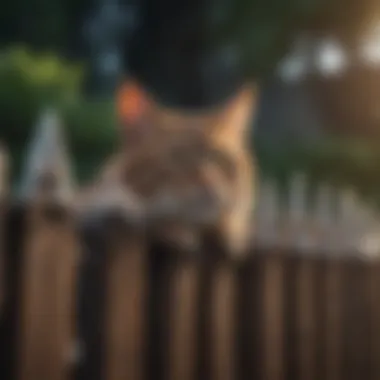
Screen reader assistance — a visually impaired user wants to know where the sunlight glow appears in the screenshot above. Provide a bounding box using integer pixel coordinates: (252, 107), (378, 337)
(359, 24), (380, 66)
(277, 36), (309, 82)
(315, 38), (347, 77)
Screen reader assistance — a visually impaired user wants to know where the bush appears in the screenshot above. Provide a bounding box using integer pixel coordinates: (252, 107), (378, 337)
(0, 46), (84, 145)
(61, 99), (118, 182)
(0, 46), (119, 183)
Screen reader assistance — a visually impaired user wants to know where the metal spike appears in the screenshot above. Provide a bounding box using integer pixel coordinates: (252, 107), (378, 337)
(18, 107), (74, 203)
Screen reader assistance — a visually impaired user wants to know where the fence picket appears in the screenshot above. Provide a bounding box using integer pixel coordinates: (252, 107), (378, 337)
(323, 258), (343, 380)
(0, 144), (9, 314)
(209, 262), (237, 380)
(167, 258), (199, 380)
(17, 107), (78, 380)
(262, 254), (285, 380)
(295, 257), (316, 380)
(104, 226), (146, 380)
(18, 203), (78, 380)
(369, 260), (380, 380)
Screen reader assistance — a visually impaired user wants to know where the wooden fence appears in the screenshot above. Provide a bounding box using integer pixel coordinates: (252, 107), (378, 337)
(1, 109), (380, 380)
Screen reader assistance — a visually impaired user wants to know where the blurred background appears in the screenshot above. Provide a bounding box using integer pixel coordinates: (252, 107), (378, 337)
(1, 0), (380, 204)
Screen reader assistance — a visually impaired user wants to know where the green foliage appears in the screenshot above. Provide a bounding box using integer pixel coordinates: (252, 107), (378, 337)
(0, 46), (84, 143)
(0, 47), (118, 183)
(61, 99), (118, 182)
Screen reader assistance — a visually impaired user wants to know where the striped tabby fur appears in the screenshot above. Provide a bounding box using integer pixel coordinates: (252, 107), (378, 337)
(78, 83), (257, 258)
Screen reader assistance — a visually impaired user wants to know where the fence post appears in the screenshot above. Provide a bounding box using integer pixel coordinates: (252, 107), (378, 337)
(166, 255), (199, 380)
(369, 256), (380, 379)
(335, 189), (360, 254)
(208, 259), (237, 380)
(314, 183), (334, 253)
(295, 255), (316, 380)
(255, 178), (280, 248)
(104, 219), (147, 380)
(17, 108), (78, 380)
(287, 173), (311, 250)
(261, 253), (285, 380)
(0, 144), (9, 315)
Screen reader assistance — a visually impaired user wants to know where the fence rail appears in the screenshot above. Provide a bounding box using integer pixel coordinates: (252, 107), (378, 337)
(1, 108), (380, 380)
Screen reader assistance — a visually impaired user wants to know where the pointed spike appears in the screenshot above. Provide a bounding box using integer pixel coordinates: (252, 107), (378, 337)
(311, 183), (336, 254)
(288, 172), (307, 223)
(257, 178), (279, 223)
(314, 183), (333, 226)
(0, 143), (9, 199)
(335, 188), (362, 253)
(0, 142), (8, 313)
(286, 173), (317, 253)
(354, 201), (380, 259)
(358, 233), (380, 260)
(18, 107), (74, 202)
(255, 177), (280, 246)
(336, 188), (358, 225)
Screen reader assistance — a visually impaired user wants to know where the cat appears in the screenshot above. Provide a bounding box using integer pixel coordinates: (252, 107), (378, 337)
(78, 81), (258, 259)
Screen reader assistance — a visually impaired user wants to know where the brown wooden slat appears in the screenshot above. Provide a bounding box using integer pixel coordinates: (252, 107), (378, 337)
(283, 255), (297, 380)
(104, 230), (146, 380)
(209, 262), (237, 380)
(18, 205), (79, 380)
(323, 258), (342, 380)
(0, 199), (6, 315)
(295, 257), (316, 380)
(369, 259), (380, 380)
(167, 259), (199, 380)
(262, 254), (285, 380)
(54, 211), (79, 379)
(342, 259), (371, 380)
(235, 253), (262, 380)
(0, 144), (9, 314)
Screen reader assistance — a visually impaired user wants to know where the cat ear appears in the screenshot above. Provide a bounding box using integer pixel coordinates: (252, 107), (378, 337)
(116, 80), (151, 125)
(213, 83), (258, 146)
(226, 83), (258, 132)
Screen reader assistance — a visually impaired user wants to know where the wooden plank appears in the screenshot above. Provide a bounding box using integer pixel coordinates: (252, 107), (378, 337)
(323, 258), (342, 380)
(0, 144), (9, 315)
(235, 254), (261, 380)
(341, 259), (371, 380)
(104, 229), (146, 380)
(295, 257), (316, 380)
(262, 254), (285, 380)
(196, 261), (212, 380)
(369, 260), (380, 380)
(209, 262), (237, 380)
(18, 205), (79, 380)
(167, 259), (199, 380)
